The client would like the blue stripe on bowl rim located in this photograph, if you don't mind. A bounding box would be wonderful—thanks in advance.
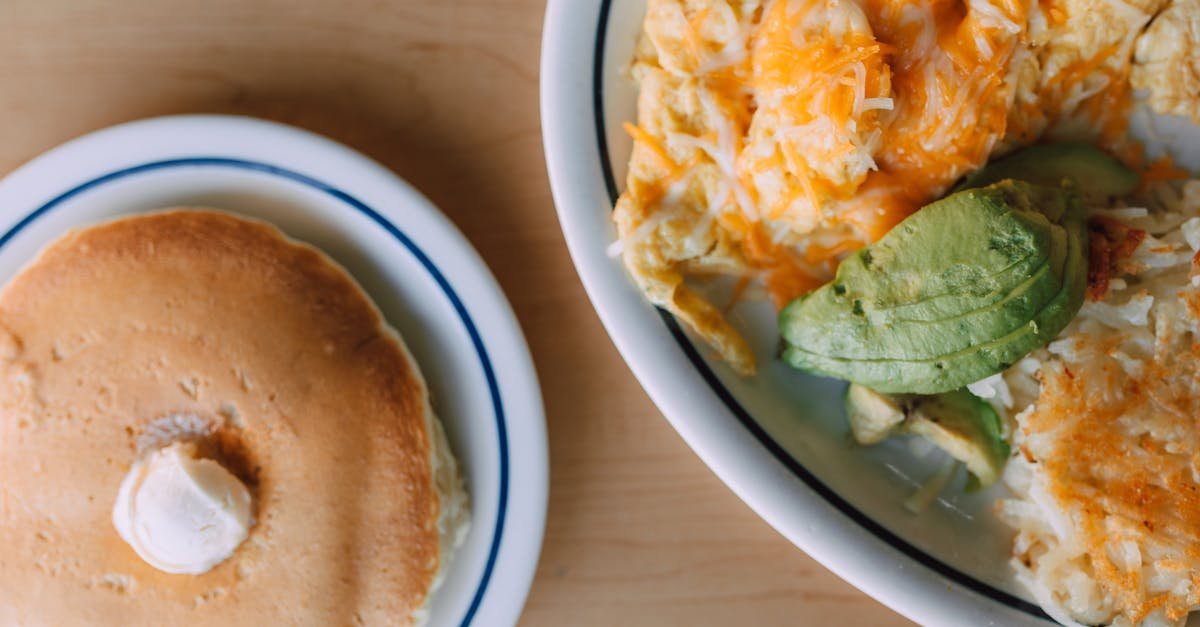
[0,156,508,627]
[590,0,1050,621]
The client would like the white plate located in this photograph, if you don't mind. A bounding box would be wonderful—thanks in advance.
[0,115,547,627]
[541,2,1199,626]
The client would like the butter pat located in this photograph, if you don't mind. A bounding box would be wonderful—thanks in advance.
[112,442,253,575]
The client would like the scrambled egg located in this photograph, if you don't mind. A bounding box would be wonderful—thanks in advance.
[1133,0,1200,124]
[741,0,889,230]
[1029,0,1169,142]
[615,0,1200,375]
[615,0,761,374]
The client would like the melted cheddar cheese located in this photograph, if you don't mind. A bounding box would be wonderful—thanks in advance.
[613,0,1199,374]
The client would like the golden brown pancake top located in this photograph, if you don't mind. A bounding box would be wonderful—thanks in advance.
[0,210,440,625]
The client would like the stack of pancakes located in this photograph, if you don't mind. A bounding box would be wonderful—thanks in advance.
[0,210,468,625]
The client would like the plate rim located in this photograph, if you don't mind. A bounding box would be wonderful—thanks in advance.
[0,115,548,627]
[540,1,1051,625]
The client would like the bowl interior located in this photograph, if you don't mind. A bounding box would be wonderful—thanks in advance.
[595,0,1200,609]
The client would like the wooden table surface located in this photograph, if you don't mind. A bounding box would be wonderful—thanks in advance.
[0,1,912,625]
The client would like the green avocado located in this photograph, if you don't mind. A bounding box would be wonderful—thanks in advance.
[781,184,1070,361]
[843,384,1010,489]
[780,180,1087,394]
[954,142,1138,202]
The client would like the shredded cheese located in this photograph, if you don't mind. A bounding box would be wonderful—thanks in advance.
[612,0,1171,373]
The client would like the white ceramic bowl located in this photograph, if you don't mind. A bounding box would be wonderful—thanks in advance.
[0,115,547,627]
[540,2,1200,625]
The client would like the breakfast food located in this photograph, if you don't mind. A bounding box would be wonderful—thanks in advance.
[112,440,255,576]
[614,0,1200,375]
[615,1,1200,625]
[1131,0,1200,124]
[995,180,1200,626]
[792,151,1200,624]
[0,210,468,625]
[780,180,1088,394]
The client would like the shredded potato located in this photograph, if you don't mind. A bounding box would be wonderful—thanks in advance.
[998,181,1200,626]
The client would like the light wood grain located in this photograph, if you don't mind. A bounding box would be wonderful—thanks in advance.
[0,1,912,624]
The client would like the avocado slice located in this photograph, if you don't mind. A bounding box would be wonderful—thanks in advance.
[844,384,1010,489]
[782,184,1071,362]
[955,142,1138,202]
[780,180,1088,394]
[844,383,905,445]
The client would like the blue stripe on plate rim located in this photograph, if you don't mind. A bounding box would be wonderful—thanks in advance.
[0,156,508,627]
[590,0,1051,621]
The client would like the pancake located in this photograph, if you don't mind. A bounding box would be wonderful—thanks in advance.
[0,210,469,625]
